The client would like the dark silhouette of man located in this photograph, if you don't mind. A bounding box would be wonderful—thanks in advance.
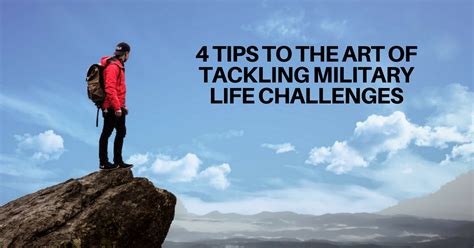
[99,42,133,170]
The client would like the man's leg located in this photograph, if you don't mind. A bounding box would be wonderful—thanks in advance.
[99,110,115,164]
[113,113,126,164]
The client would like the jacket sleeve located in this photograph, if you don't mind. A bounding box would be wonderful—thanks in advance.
[103,64,121,111]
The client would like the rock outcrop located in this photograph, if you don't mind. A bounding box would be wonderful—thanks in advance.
[0,168,176,248]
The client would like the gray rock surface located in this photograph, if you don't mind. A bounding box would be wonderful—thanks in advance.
[0,168,176,248]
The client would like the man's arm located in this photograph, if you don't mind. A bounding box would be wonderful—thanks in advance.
[103,64,121,112]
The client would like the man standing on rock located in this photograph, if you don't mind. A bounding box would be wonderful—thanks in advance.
[99,42,133,170]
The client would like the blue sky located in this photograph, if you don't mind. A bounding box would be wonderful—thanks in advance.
[1,0,473,214]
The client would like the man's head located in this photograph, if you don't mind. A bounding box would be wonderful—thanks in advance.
[114,42,131,63]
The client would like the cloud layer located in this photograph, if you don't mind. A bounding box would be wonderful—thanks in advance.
[177,84,473,214]
[15,130,65,161]
[261,142,296,154]
[179,181,396,215]
[306,141,366,174]
[127,153,232,190]
[306,108,472,174]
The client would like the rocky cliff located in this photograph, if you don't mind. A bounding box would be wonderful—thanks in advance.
[0,168,176,248]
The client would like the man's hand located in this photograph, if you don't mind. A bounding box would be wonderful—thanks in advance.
[122,106,128,115]
[115,109,122,117]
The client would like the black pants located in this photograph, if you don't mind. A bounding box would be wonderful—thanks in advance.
[99,108,126,164]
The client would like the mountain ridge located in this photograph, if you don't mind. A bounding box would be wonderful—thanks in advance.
[379,169,474,221]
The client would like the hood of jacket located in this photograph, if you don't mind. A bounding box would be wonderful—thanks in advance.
[100,56,124,69]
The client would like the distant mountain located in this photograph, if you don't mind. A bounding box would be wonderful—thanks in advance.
[168,209,474,244]
[175,198,191,217]
[164,236,474,248]
[380,170,474,221]
[167,172,474,246]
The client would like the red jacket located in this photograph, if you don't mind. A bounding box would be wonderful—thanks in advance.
[100,56,126,111]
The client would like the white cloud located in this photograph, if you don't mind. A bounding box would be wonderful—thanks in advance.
[421,84,473,132]
[178,182,396,215]
[358,150,472,199]
[126,153,150,174]
[1,130,64,203]
[306,141,367,174]
[302,83,474,206]
[354,111,414,159]
[131,152,233,190]
[354,111,466,157]
[261,142,295,154]
[198,163,231,190]
[127,153,149,166]
[418,83,474,164]
[151,153,201,182]
[15,130,64,161]
[308,107,471,174]
[414,126,466,148]
[442,142,474,164]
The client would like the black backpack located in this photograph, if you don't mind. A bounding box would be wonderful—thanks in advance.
[86,64,105,127]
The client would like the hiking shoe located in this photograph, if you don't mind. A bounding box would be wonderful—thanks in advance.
[115,162,133,169]
[100,161,117,170]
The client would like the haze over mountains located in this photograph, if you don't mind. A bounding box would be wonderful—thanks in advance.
[165,170,474,247]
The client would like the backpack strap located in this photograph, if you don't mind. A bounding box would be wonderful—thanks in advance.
[96,107,100,127]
